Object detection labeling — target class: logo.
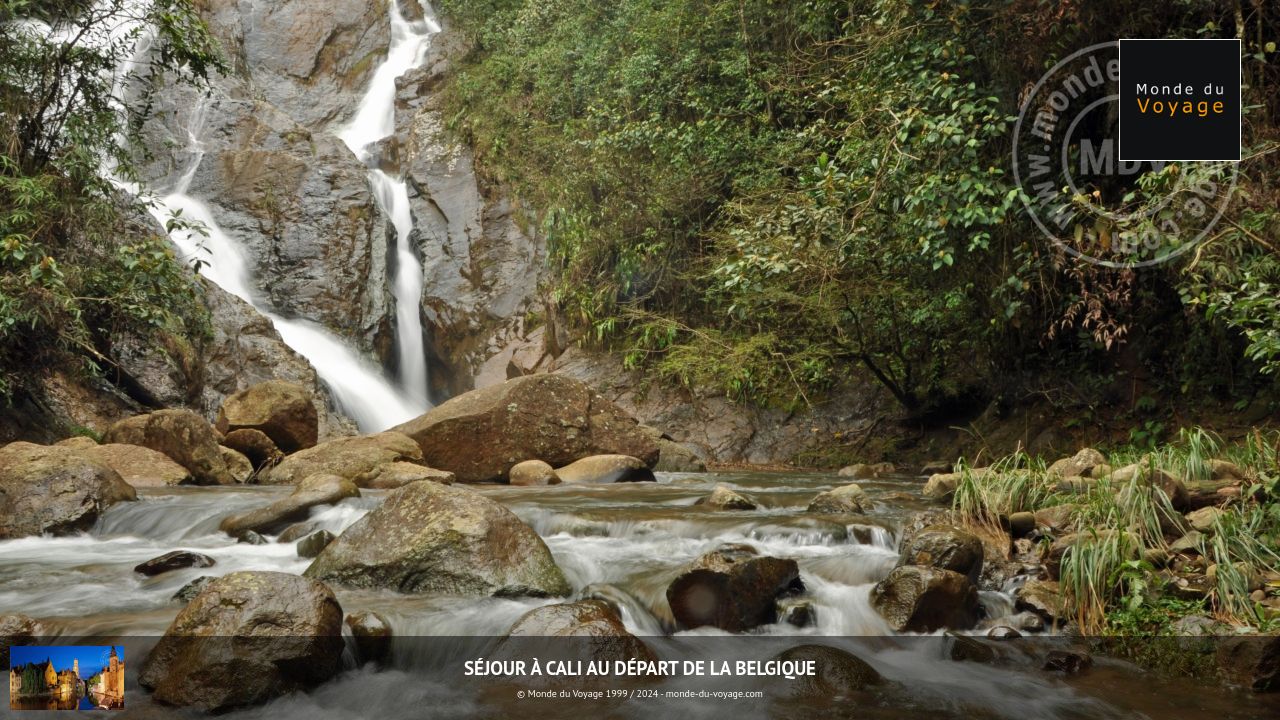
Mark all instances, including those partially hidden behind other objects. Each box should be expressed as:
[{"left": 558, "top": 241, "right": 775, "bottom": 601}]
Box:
[{"left": 1012, "top": 42, "right": 1238, "bottom": 268}]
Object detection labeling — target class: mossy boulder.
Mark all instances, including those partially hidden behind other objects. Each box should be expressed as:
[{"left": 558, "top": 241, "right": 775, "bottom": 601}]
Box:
[{"left": 0, "top": 442, "right": 137, "bottom": 539}]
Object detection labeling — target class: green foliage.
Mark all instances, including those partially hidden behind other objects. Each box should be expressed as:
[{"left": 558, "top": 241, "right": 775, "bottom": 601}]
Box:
[{"left": 0, "top": 0, "right": 224, "bottom": 399}]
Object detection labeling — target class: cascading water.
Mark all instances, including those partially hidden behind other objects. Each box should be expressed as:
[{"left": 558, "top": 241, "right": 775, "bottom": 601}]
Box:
[{"left": 338, "top": 2, "right": 440, "bottom": 409}]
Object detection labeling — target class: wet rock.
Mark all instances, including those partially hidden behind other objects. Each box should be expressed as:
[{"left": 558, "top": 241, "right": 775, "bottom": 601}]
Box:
[
  {"left": 807, "top": 483, "right": 870, "bottom": 514},
  {"left": 1015, "top": 579, "right": 1065, "bottom": 623},
  {"left": 896, "top": 525, "right": 984, "bottom": 585},
  {"left": 838, "top": 462, "right": 893, "bottom": 479},
  {"left": 68, "top": 442, "right": 193, "bottom": 487},
  {"left": 220, "top": 474, "right": 360, "bottom": 538},
  {"left": 697, "top": 484, "right": 758, "bottom": 511},
  {"left": 774, "top": 644, "right": 882, "bottom": 699},
  {"left": 1217, "top": 636, "right": 1280, "bottom": 691},
  {"left": 239, "top": 531, "right": 268, "bottom": 545},
  {"left": 304, "top": 480, "right": 570, "bottom": 597},
  {"left": 1047, "top": 448, "right": 1106, "bottom": 478},
  {"left": 556, "top": 454, "right": 656, "bottom": 484},
  {"left": 264, "top": 431, "right": 425, "bottom": 485},
  {"left": 1013, "top": 612, "right": 1045, "bottom": 632},
  {"left": 0, "top": 442, "right": 137, "bottom": 539},
  {"left": 221, "top": 446, "right": 254, "bottom": 484},
  {"left": 666, "top": 545, "right": 803, "bottom": 632},
  {"left": 362, "top": 461, "right": 456, "bottom": 489},
  {"left": 949, "top": 633, "right": 997, "bottom": 663},
  {"left": 1043, "top": 648, "right": 1093, "bottom": 674},
  {"left": 501, "top": 600, "right": 657, "bottom": 663},
  {"left": 346, "top": 610, "right": 392, "bottom": 665},
  {"left": 987, "top": 626, "right": 1021, "bottom": 640},
  {"left": 216, "top": 381, "right": 318, "bottom": 453},
  {"left": 297, "top": 530, "right": 336, "bottom": 559},
  {"left": 391, "top": 375, "right": 659, "bottom": 483},
  {"left": 172, "top": 576, "right": 215, "bottom": 603},
  {"left": 136, "top": 551, "right": 217, "bottom": 577},
  {"left": 277, "top": 523, "right": 317, "bottom": 543},
  {"left": 1187, "top": 506, "right": 1226, "bottom": 533},
  {"left": 0, "top": 614, "right": 46, "bottom": 668},
  {"left": 102, "top": 410, "right": 233, "bottom": 485},
  {"left": 508, "top": 459, "right": 560, "bottom": 486},
  {"left": 869, "top": 566, "right": 980, "bottom": 633},
  {"left": 139, "top": 571, "right": 344, "bottom": 711},
  {"left": 221, "top": 428, "right": 284, "bottom": 470},
  {"left": 778, "top": 598, "right": 816, "bottom": 628}
]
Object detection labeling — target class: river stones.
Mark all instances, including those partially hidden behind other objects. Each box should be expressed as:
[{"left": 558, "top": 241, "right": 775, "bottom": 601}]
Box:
[
  {"left": 102, "top": 409, "right": 234, "bottom": 485},
  {"left": 807, "top": 483, "right": 870, "bottom": 514},
  {"left": 361, "top": 461, "right": 456, "bottom": 489},
  {"left": 216, "top": 380, "right": 318, "bottom": 453},
  {"left": 304, "top": 480, "right": 571, "bottom": 597},
  {"left": 869, "top": 566, "right": 980, "bottom": 633},
  {"left": 139, "top": 571, "right": 344, "bottom": 712},
  {"left": 67, "top": 442, "right": 193, "bottom": 487},
  {"left": 896, "top": 525, "right": 984, "bottom": 585},
  {"left": 221, "top": 428, "right": 283, "bottom": 470},
  {"left": 774, "top": 644, "right": 882, "bottom": 699},
  {"left": 220, "top": 446, "right": 254, "bottom": 483},
  {"left": 499, "top": 600, "right": 656, "bottom": 663},
  {"left": 263, "top": 431, "right": 425, "bottom": 485},
  {"left": 922, "top": 471, "right": 964, "bottom": 501},
  {"left": 508, "top": 459, "right": 560, "bottom": 486},
  {"left": 1015, "top": 579, "right": 1065, "bottom": 623},
  {"left": 837, "top": 462, "right": 894, "bottom": 479},
  {"left": 219, "top": 474, "right": 359, "bottom": 538},
  {"left": 697, "top": 484, "right": 757, "bottom": 510},
  {"left": 666, "top": 544, "right": 803, "bottom": 632},
  {"left": 1047, "top": 448, "right": 1107, "bottom": 478},
  {"left": 0, "top": 442, "right": 137, "bottom": 539},
  {"left": 555, "top": 454, "right": 655, "bottom": 484},
  {"left": 392, "top": 375, "right": 658, "bottom": 483},
  {"left": 297, "top": 529, "right": 336, "bottom": 559},
  {"left": 135, "top": 551, "right": 217, "bottom": 577},
  {"left": 346, "top": 611, "right": 392, "bottom": 665}
]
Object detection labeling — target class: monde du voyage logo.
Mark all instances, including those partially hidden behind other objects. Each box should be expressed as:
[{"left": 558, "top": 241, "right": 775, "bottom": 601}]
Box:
[{"left": 1013, "top": 39, "right": 1241, "bottom": 268}]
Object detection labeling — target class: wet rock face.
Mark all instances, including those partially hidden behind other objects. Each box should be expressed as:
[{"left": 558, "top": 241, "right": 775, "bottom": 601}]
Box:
[
  {"left": 0, "top": 442, "right": 137, "bottom": 539},
  {"left": 775, "top": 644, "right": 882, "bottom": 699},
  {"left": 393, "top": 375, "right": 659, "bottom": 483},
  {"left": 807, "top": 483, "right": 870, "bottom": 514},
  {"left": 139, "top": 571, "right": 345, "bottom": 712},
  {"left": 896, "top": 525, "right": 984, "bottom": 586},
  {"left": 346, "top": 610, "right": 392, "bottom": 665},
  {"left": 264, "top": 431, "right": 425, "bottom": 485},
  {"left": 869, "top": 566, "right": 980, "bottom": 633},
  {"left": 102, "top": 409, "right": 233, "bottom": 485},
  {"left": 303, "top": 480, "right": 571, "bottom": 597},
  {"left": 221, "top": 428, "right": 284, "bottom": 470},
  {"left": 666, "top": 545, "right": 804, "bottom": 632},
  {"left": 216, "top": 380, "right": 318, "bottom": 453},
  {"left": 135, "top": 551, "right": 217, "bottom": 577},
  {"left": 220, "top": 473, "right": 360, "bottom": 538},
  {"left": 697, "top": 484, "right": 758, "bottom": 511}
]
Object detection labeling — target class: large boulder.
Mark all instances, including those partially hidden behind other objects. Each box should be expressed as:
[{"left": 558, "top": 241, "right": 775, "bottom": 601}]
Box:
[
  {"left": 869, "top": 566, "right": 980, "bottom": 633},
  {"left": 555, "top": 454, "right": 655, "bottom": 484},
  {"left": 897, "top": 525, "right": 984, "bottom": 585},
  {"left": 774, "top": 644, "right": 882, "bottom": 699},
  {"left": 360, "top": 461, "right": 455, "bottom": 489},
  {"left": 220, "top": 446, "right": 254, "bottom": 484},
  {"left": 696, "top": 484, "right": 758, "bottom": 511},
  {"left": 807, "top": 483, "right": 870, "bottom": 514},
  {"left": 102, "top": 410, "right": 234, "bottom": 485},
  {"left": 219, "top": 474, "right": 359, "bottom": 538},
  {"left": 70, "top": 442, "right": 193, "bottom": 487},
  {"left": 221, "top": 428, "right": 284, "bottom": 470},
  {"left": 500, "top": 600, "right": 656, "bottom": 663},
  {"left": 0, "top": 442, "right": 137, "bottom": 539},
  {"left": 304, "top": 481, "right": 570, "bottom": 597},
  {"left": 263, "top": 431, "right": 424, "bottom": 485},
  {"left": 216, "top": 380, "right": 318, "bottom": 453},
  {"left": 139, "top": 571, "right": 344, "bottom": 711},
  {"left": 666, "top": 544, "right": 803, "bottom": 632},
  {"left": 391, "top": 375, "right": 658, "bottom": 483}
]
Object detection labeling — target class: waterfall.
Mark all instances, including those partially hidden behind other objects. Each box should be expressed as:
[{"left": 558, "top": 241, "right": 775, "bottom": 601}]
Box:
[{"left": 338, "top": 2, "right": 440, "bottom": 409}]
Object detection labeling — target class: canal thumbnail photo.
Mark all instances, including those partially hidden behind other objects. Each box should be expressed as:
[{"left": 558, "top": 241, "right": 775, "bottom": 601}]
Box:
[{"left": 8, "top": 646, "right": 125, "bottom": 711}]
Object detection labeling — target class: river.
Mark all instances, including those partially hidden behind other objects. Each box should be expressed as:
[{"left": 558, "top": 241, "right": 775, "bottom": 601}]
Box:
[{"left": 2, "top": 471, "right": 1276, "bottom": 719}]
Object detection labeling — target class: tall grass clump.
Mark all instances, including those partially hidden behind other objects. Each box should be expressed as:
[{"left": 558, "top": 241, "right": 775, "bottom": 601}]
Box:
[{"left": 952, "top": 452, "right": 1058, "bottom": 530}]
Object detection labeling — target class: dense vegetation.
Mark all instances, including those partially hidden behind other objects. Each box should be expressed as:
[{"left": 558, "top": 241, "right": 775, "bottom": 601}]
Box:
[
  {"left": 0, "top": 0, "right": 222, "bottom": 401},
  {"left": 438, "top": 0, "right": 1280, "bottom": 428}
]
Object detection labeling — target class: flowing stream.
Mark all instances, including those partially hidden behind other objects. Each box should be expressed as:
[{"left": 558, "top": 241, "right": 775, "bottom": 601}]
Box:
[{"left": 2, "top": 472, "right": 1275, "bottom": 719}]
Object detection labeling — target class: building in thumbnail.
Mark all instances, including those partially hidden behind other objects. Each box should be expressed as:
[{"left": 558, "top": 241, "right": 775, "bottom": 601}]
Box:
[{"left": 95, "top": 646, "right": 124, "bottom": 706}]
